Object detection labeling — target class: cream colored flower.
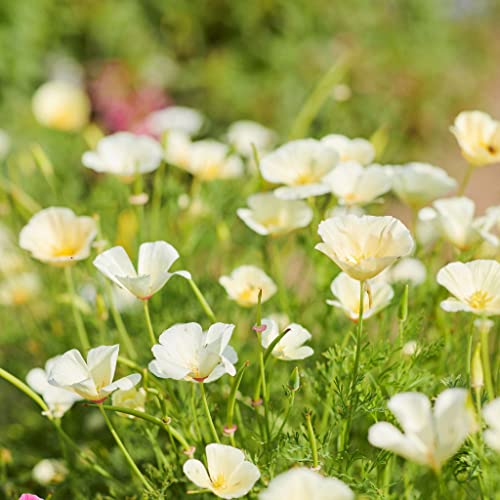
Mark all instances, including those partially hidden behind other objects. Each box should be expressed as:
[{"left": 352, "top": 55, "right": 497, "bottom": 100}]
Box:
[
  {"left": 259, "top": 467, "right": 354, "bottom": 500},
  {"left": 164, "top": 130, "right": 193, "bottom": 168},
  {"left": 321, "top": 134, "right": 375, "bottom": 165},
  {"left": 32, "top": 459, "right": 68, "bottom": 485},
  {"left": 111, "top": 386, "right": 147, "bottom": 417},
  {"left": 0, "top": 273, "right": 41, "bottom": 306},
  {"left": 416, "top": 207, "right": 440, "bottom": 247},
  {"left": 436, "top": 260, "right": 500, "bottom": 316},
  {"left": 183, "top": 444, "right": 260, "bottom": 499},
  {"left": 145, "top": 106, "right": 204, "bottom": 137},
  {"left": 32, "top": 80, "right": 90, "bottom": 131},
  {"left": 323, "top": 162, "right": 391, "bottom": 206},
  {"left": 402, "top": 340, "right": 419, "bottom": 356},
  {"left": 93, "top": 241, "right": 190, "bottom": 300},
  {"left": 385, "top": 257, "right": 427, "bottom": 286},
  {"left": 391, "top": 163, "right": 457, "bottom": 208},
  {"left": 260, "top": 318, "right": 313, "bottom": 360},
  {"left": 82, "top": 132, "right": 163, "bottom": 178},
  {"left": 19, "top": 207, "right": 97, "bottom": 266},
  {"left": 149, "top": 322, "right": 237, "bottom": 383},
  {"left": 190, "top": 140, "right": 244, "bottom": 180},
  {"left": 368, "top": 389, "right": 477, "bottom": 471},
  {"left": 237, "top": 192, "right": 313, "bottom": 235},
  {"left": 316, "top": 215, "right": 414, "bottom": 281},
  {"left": 483, "top": 398, "right": 500, "bottom": 452},
  {"left": 450, "top": 111, "right": 500, "bottom": 166},
  {"left": 48, "top": 344, "right": 141, "bottom": 402},
  {"left": 227, "top": 120, "right": 277, "bottom": 158},
  {"left": 327, "top": 272, "right": 394, "bottom": 320},
  {"left": 219, "top": 265, "right": 277, "bottom": 307},
  {"left": 260, "top": 139, "right": 338, "bottom": 199}
]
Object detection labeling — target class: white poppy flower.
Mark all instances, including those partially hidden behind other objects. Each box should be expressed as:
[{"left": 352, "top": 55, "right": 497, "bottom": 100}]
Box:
[
  {"left": 19, "top": 207, "right": 97, "bottom": 266},
  {"left": 385, "top": 257, "right": 427, "bottom": 286},
  {"left": 321, "top": 134, "right": 375, "bottom": 165},
  {"left": 183, "top": 443, "right": 260, "bottom": 499},
  {"left": 391, "top": 163, "right": 457, "bottom": 208},
  {"left": 260, "top": 318, "right": 313, "bottom": 360},
  {"left": 32, "top": 80, "right": 90, "bottom": 131},
  {"left": 82, "top": 132, "right": 163, "bottom": 178},
  {"left": 219, "top": 265, "right": 277, "bottom": 307},
  {"left": 111, "top": 386, "right": 147, "bottom": 416},
  {"left": 149, "top": 322, "right": 237, "bottom": 383},
  {"left": 327, "top": 272, "right": 394, "bottom": 321},
  {"left": 474, "top": 205, "right": 500, "bottom": 259},
  {"left": 48, "top": 344, "right": 141, "bottom": 402},
  {"left": 32, "top": 459, "right": 68, "bottom": 485},
  {"left": 259, "top": 467, "right": 354, "bottom": 500},
  {"left": 416, "top": 207, "right": 441, "bottom": 247},
  {"left": 237, "top": 192, "right": 313, "bottom": 235},
  {"left": 164, "top": 130, "right": 193, "bottom": 169},
  {"left": 323, "top": 162, "right": 391, "bottom": 206},
  {"left": 145, "top": 106, "right": 204, "bottom": 137},
  {"left": 402, "top": 340, "right": 419, "bottom": 356},
  {"left": 0, "top": 272, "right": 41, "bottom": 306},
  {"left": 316, "top": 214, "right": 414, "bottom": 281},
  {"left": 483, "top": 398, "right": 500, "bottom": 452},
  {"left": 26, "top": 356, "right": 82, "bottom": 418},
  {"left": 227, "top": 120, "right": 277, "bottom": 158},
  {"left": 260, "top": 139, "right": 338, "bottom": 199},
  {"left": 436, "top": 260, "right": 500, "bottom": 316},
  {"left": 93, "top": 241, "right": 190, "bottom": 300},
  {"left": 368, "top": 389, "right": 477, "bottom": 471},
  {"left": 450, "top": 111, "right": 500, "bottom": 166}
]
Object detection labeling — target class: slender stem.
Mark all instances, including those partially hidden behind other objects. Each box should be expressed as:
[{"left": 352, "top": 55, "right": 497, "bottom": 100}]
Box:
[
  {"left": 466, "top": 328, "right": 474, "bottom": 385},
  {"left": 191, "top": 383, "right": 202, "bottom": 442},
  {"left": 350, "top": 280, "right": 366, "bottom": 395},
  {"left": 98, "top": 404, "right": 154, "bottom": 492},
  {"left": 107, "top": 283, "right": 137, "bottom": 359},
  {"left": 257, "top": 342, "right": 271, "bottom": 442},
  {"left": 188, "top": 279, "right": 216, "bottom": 323},
  {"left": 143, "top": 300, "right": 157, "bottom": 346},
  {"left": 458, "top": 163, "right": 474, "bottom": 195},
  {"left": 64, "top": 266, "right": 90, "bottom": 351},
  {"left": 0, "top": 366, "right": 48, "bottom": 412},
  {"left": 151, "top": 162, "right": 166, "bottom": 239},
  {"left": 480, "top": 329, "right": 495, "bottom": 401},
  {"left": 274, "top": 392, "right": 295, "bottom": 441},
  {"left": 305, "top": 412, "right": 319, "bottom": 468},
  {"left": 199, "top": 383, "right": 220, "bottom": 443},
  {"left": 226, "top": 361, "right": 249, "bottom": 430}
]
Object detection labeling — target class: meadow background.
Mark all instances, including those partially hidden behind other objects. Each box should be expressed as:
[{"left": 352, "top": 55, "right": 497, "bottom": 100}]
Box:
[{"left": 1, "top": 0, "right": 500, "bottom": 498}]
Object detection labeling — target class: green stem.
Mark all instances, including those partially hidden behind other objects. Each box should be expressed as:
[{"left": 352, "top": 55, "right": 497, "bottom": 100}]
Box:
[
  {"left": 480, "top": 329, "right": 495, "bottom": 401},
  {"left": 226, "top": 362, "right": 249, "bottom": 430},
  {"left": 0, "top": 367, "right": 48, "bottom": 412},
  {"left": 188, "top": 279, "right": 216, "bottom": 323},
  {"left": 191, "top": 383, "right": 202, "bottom": 442},
  {"left": 107, "top": 283, "right": 137, "bottom": 359},
  {"left": 305, "top": 412, "right": 319, "bottom": 468},
  {"left": 200, "top": 383, "right": 220, "bottom": 443},
  {"left": 143, "top": 300, "right": 157, "bottom": 346},
  {"left": 64, "top": 266, "right": 90, "bottom": 351},
  {"left": 257, "top": 337, "right": 271, "bottom": 442},
  {"left": 151, "top": 162, "right": 166, "bottom": 239},
  {"left": 98, "top": 404, "right": 154, "bottom": 492},
  {"left": 274, "top": 391, "right": 295, "bottom": 441},
  {"left": 458, "top": 163, "right": 474, "bottom": 195}
]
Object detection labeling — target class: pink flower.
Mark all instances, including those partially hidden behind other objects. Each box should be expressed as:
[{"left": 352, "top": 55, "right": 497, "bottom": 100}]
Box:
[{"left": 19, "top": 494, "right": 44, "bottom": 500}]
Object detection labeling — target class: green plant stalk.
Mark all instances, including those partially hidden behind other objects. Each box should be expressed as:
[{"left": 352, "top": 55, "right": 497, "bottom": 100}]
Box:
[
  {"left": 191, "top": 384, "right": 202, "bottom": 442},
  {"left": 458, "top": 163, "right": 475, "bottom": 195},
  {"left": 0, "top": 366, "right": 48, "bottom": 412},
  {"left": 188, "top": 279, "right": 216, "bottom": 322},
  {"left": 226, "top": 361, "right": 249, "bottom": 431},
  {"left": 480, "top": 329, "right": 495, "bottom": 401},
  {"left": 274, "top": 391, "right": 295, "bottom": 442},
  {"left": 151, "top": 162, "right": 166, "bottom": 239},
  {"left": 64, "top": 266, "right": 91, "bottom": 351},
  {"left": 98, "top": 404, "right": 154, "bottom": 492},
  {"left": 107, "top": 282, "right": 137, "bottom": 359},
  {"left": 199, "top": 383, "right": 220, "bottom": 443},
  {"left": 305, "top": 412, "right": 319, "bottom": 468},
  {"left": 143, "top": 300, "right": 157, "bottom": 346}
]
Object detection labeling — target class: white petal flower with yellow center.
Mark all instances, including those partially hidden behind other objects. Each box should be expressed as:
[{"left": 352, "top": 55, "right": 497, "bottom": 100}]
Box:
[
  {"left": 32, "top": 459, "right": 68, "bottom": 485},
  {"left": 93, "top": 241, "right": 190, "bottom": 300},
  {"left": 436, "top": 260, "right": 500, "bottom": 316},
  {"left": 323, "top": 162, "right": 391, "bottom": 206},
  {"left": 391, "top": 163, "right": 457, "bottom": 209},
  {"left": 183, "top": 443, "right": 260, "bottom": 499},
  {"left": 483, "top": 398, "right": 500, "bottom": 452},
  {"left": 164, "top": 130, "right": 193, "bottom": 169},
  {"left": 368, "top": 389, "right": 477, "bottom": 472},
  {"left": 111, "top": 386, "right": 147, "bottom": 417},
  {"left": 48, "top": 345, "right": 141, "bottom": 403},
  {"left": 149, "top": 322, "right": 237, "bottom": 383},
  {"left": 26, "top": 356, "right": 82, "bottom": 418},
  {"left": 321, "top": 134, "right": 375, "bottom": 165},
  {"left": 327, "top": 272, "right": 394, "bottom": 321},
  {"left": 32, "top": 80, "right": 90, "bottom": 131},
  {"left": 0, "top": 272, "right": 41, "bottom": 306},
  {"left": 450, "top": 110, "right": 500, "bottom": 166},
  {"left": 145, "top": 106, "right": 204, "bottom": 137},
  {"left": 82, "top": 132, "right": 163, "bottom": 179},
  {"left": 260, "top": 139, "right": 338, "bottom": 199},
  {"left": 237, "top": 192, "right": 313, "bottom": 235},
  {"left": 227, "top": 120, "right": 277, "bottom": 159},
  {"left": 260, "top": 318, "right": 313, "bottom": 360},
  {"left": 19, "top": 207, "right": 97, "bottom": 266},
  {"left": 384, "top": 257, "right": 427, "bottom": 286},
  {"left": 316, "top": 214, "right": 414, "bottom": 281},
  {"left": 259, "top": 467, "right": 354, "bottom": 500},
  {"left": 219, "top": 266, "right": 277, "bottom": 307}
]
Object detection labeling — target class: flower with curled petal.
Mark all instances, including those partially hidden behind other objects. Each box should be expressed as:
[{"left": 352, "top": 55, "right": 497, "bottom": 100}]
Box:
[
  {"left": 260, "top": 318, "right": 313, "bottom": 360},
  {"left": 321, "top": 134, "right": 375, "bottom": 165},
  {"left": 483, "top": 398, "right": 500, "bottom": 452}
]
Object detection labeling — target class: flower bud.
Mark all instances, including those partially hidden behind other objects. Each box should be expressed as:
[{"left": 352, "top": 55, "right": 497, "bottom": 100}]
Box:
[
  {"left": 471, "top": 343, "right": 484, "bottom": 389},
  {"left": 288, "top": 367, "right": 301, "bottom": 393}
]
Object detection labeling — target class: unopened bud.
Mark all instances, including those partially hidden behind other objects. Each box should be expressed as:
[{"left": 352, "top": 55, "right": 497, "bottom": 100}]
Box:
[
  {"left": 398, "top": 284, "right": 409, "bottom": 322},
  {"left": 471, "top": 343, "right": 484, "bottom": 389},
  {"left": 288, "top": 367, "right": 300, "bottom": 392}
]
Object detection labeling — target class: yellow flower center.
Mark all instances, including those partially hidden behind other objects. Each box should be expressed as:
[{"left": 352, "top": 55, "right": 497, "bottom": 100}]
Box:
[
  {"left": 212, "top": 474, "right": 226, "bottom": 489},
  {"left": 238, "top": 286, "right": 259, "bottom": 304},
  {"left": 200, "top": 163, "right": 221, "bottom": 180},
  {"left": 12, "top": 289, "right": 30, "bottom": 305},
  {"left": 52, "top": 245, "right": 78, "bottom": 257},
  {"left": 467, "top": 290, "right": 492, "bottom": 310},
  {"left": 294, "top": 171, "right": 317, "bottom": 185}
]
